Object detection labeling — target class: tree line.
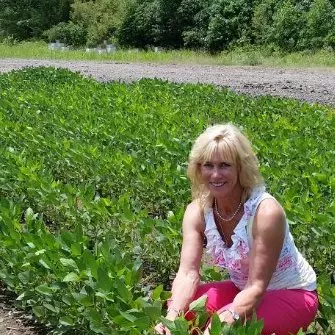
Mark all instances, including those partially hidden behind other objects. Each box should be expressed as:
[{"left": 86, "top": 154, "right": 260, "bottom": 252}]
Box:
[{"left": 1, "top": 0, "right": 335, "bottom": 52}]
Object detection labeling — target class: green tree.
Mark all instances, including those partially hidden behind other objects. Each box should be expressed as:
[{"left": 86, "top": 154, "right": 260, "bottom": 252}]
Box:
[
  {"left": 0, "top": 0, "right": 71, "bottom": 40},
  {"left": 71, "top": 0, "right": 128, "bottom": 46},
  {"left": 205, "top": 0, "right": 254, "bottom": 52},
  {"left": 268, "top": 0, "right": 305, "bottom": 51},
  {"left": 42, "top": 21, "right": 87, "bottom": 46},
  {"left": 118, "top": 0, "right": 185, "bottom": 48},
  {"left": 118, "top": 0, "right": 160, "bottom": 48},
  {"left": 118, "top": 0, "right": 254, "bottom": 51},
  {"left": 252, "top": 0, "right": 280, "bottom": 45},
  {"left": 301, "top": 0, "right": 335, "bottom": 49},
  {"left": 180, "top": 0, "right": 212, "bottom": 49}
]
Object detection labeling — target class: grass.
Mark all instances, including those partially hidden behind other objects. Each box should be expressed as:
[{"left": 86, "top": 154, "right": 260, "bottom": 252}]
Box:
[{"left": 1, "top": 41, "right": 335, "bottom": 67}]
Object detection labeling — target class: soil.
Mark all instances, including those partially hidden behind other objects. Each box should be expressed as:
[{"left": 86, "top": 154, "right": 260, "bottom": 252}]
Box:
[
  {"left": 0, "top": 58, "right": 334, "bottom": 334},
  {"left": 0, "top": 283, "right": 47, "bottom": 335}
]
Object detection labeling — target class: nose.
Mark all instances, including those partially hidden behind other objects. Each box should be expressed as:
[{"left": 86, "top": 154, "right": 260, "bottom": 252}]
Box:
[{"left": 212, "top": 166, "right": 221, "bottom": 178}]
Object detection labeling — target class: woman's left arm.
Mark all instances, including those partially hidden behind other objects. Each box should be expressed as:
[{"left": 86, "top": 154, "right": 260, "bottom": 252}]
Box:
[{"left": 220, "top": 198, "right": 286, "bottom": 323}]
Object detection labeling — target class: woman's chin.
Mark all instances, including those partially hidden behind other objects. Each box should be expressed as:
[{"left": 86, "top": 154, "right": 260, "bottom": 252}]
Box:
[{"left": 209, "top": 187, "right": 228, "bottom": 198}]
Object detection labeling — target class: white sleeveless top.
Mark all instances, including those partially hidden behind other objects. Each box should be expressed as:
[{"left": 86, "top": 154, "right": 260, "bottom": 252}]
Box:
[{"left": 204, "top": 186, "right": 316, "bottom": 291}]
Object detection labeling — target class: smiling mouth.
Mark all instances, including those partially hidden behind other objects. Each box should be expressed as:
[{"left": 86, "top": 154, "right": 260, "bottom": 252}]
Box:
[{"left": 210, "top": 182, "right": 226, "bottom": 187}]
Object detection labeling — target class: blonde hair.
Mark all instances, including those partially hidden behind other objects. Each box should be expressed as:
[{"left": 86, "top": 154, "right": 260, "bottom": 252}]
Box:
[{"left": 187, "top": 124, "right": 264, "bottom": 209}]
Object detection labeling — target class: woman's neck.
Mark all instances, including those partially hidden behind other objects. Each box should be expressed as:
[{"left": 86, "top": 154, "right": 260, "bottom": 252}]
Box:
[{"left": 215, "top": 187, "right": 243, "bottom": 215}]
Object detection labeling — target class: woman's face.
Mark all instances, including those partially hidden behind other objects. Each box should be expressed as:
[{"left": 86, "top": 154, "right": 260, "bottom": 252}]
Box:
[{"left": 199, "top": 150, "right": 241, "bottom": 199}]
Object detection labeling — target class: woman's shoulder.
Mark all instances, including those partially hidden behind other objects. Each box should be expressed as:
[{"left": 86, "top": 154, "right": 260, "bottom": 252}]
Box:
[
  {"left": 183, "top": 200, "right": 205, "bottom": 232},
  {"left": 186, "top": 199, "right": 202, "bottom": 211},
  {"left": 256, "top": 197, "right": 285, "bottom": 219},
  {"left": 253, "top": 196, "right": 286, "bottom": 237},
  {"left": 246, "top": 187, "right": 283, "bottom": 214}
]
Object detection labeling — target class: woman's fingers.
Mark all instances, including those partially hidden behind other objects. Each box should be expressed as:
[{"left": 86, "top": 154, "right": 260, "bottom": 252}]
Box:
[
  {"left": 154, "top": 323, "right": 166, "bottom": 334},
  {"left": 154, "top": 322, "right": 173, "bottom": 335}
]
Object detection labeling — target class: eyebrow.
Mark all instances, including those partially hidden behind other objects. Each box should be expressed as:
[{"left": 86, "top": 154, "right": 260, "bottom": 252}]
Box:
[{"left": 203, "top": 160, "right": 231, "bottom": 164}]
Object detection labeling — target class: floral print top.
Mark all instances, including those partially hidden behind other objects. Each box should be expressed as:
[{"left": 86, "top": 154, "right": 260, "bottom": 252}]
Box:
[{"left": 204, "top": 186, "right": 316, "bottom": 291}]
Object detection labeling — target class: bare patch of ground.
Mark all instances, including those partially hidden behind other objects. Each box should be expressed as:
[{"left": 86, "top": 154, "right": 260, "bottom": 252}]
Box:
[{"left": 0, "top": 283, "right": 47, "bottom": 335}]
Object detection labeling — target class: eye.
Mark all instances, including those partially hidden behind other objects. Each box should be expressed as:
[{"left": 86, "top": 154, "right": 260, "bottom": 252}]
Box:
[
  {"left": 203, "top": 162, "right": 213, "bottom": 168},
  {"left": 219, "top": 162, "right": 231, "bottom": 168}
]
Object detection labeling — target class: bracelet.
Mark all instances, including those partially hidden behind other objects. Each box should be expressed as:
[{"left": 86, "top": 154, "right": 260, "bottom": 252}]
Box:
[{"left": 227, "top": 308, "right": 240, "bottom": 321}]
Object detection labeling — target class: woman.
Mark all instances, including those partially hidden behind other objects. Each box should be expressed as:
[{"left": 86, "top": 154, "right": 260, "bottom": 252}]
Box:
[{"left": 155, "top": 124, "right": 318, "bottom": 335}]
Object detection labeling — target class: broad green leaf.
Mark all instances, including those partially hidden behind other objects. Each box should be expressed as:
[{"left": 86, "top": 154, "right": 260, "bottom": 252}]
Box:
[
  {"left": 97, "top": 264, "right": 112, "bottom": 291},
  {"left": 60, "top": 258, "right": 79, "bottom": 269},
  {"left": 85, "top": 308, "right": 103, "bottom": 323},
  {"left": 115, "top": 279, "right": 132, "bottom": 302},
  {"left": 174, "top": 318, "right": 189, "bottom": 332},
  {"left": 119, "top": 310, "right": 136, "bottom": 322},
  {"left": 16, "top": 292, "right": 26, "bottom": 301},
  {"left": 189, "top": 295, "right": 207, "bottom": 312},
  {"left": 209, "top": 313, "right": 221, "bottom": 335},
  {"left": 63, "top": 272, "right": 80, "bottom": 282},
  {"left": 35, "top": 284, "right": 55, "bottom": 296},
  {"left": 143, "top": 306, "right": 161, "bottom": 320},
  {"left": 152, "top": 284, "right": 163, "bottom": 300},
  {"left": 18, "top": 271, "right": 31, "bottom": 284},
  {"left": 43, "top": 303, "right": 60, "bottom": 313},
  {"left": 82, "top": 249, "right": 98, "bottom": 278},
  {"left": 59, "top": 316, "right": 75, "bottom": 326},
  {"left": 32, "top": 306, "right": 45, "bottom": 318},
  {"left": 38, "top": 258, "right": 51, "bottom": 269},
  {"left": 133, "top": 316, "right": 151, "bottom": 329},
  {"left": 72, "top": 292, "right": 94, "bottom": 307}
]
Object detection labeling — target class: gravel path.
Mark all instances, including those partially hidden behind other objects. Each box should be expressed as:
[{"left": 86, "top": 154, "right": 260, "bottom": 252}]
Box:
[
  {"left": 0, "top": 58, "right": 335, "bottom": 107},
  {"left": 0, "top": 57, "right": 334, "bottom": 334}
]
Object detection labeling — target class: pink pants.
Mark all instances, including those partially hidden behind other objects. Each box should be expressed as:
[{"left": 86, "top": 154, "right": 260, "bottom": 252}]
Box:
[{"left": 177, "top": 281, "right": 318, "bottom": 335}]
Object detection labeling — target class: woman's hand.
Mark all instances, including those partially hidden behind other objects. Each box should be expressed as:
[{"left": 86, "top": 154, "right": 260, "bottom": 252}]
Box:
[
  {"left": 154, "top": 308, "right": 179, "bottom": 335},
  {"left": 154, "top": 322, "right": 171, "bottom": 335}
]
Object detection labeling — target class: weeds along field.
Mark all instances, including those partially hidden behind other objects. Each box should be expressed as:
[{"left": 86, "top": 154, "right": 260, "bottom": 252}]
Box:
[{"left": 0, "top": 67, "right": 334, "bottom": 334}]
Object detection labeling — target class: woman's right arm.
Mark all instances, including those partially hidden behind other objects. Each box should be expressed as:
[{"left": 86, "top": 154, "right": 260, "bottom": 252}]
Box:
[{"left": 165, "top": 200, "right": 204, "bottom": 320}]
